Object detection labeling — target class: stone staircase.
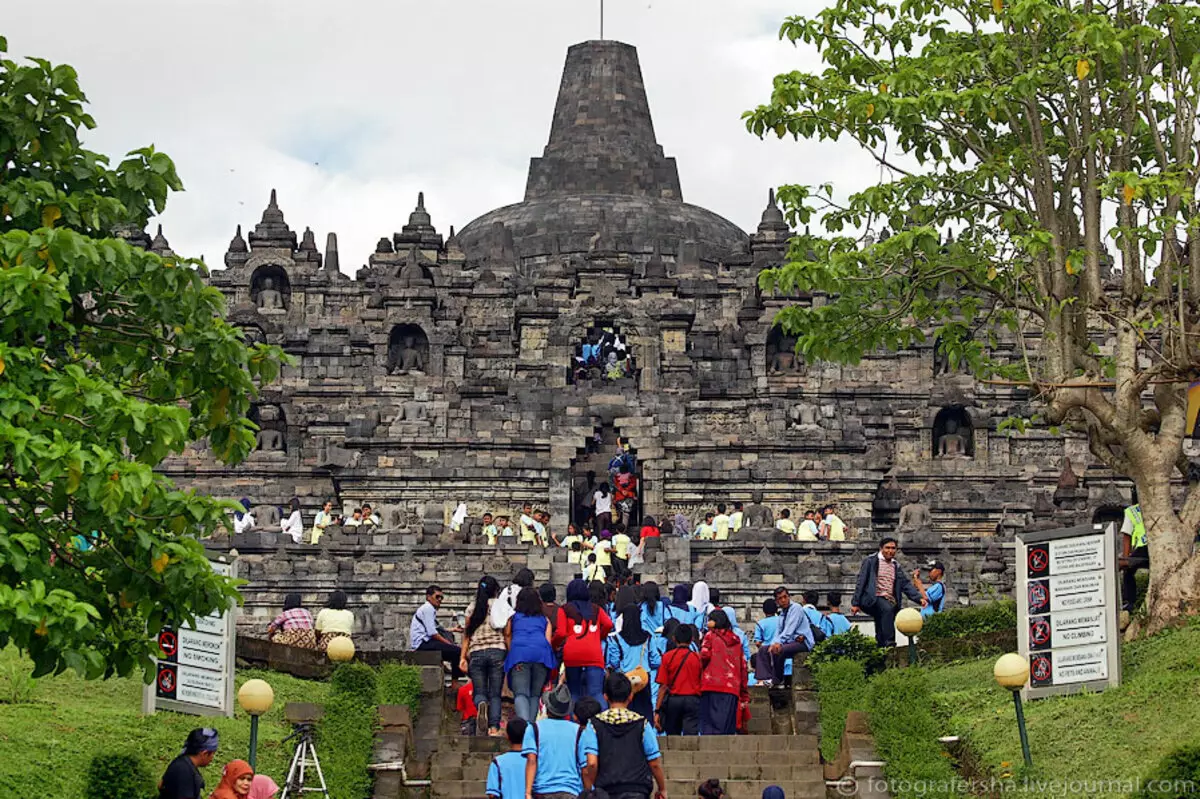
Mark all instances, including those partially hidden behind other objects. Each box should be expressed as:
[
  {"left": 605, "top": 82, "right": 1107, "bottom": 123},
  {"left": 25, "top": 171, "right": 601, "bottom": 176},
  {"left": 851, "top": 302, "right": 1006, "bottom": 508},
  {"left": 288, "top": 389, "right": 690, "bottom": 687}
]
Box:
[{"left": 428, "top": 684, "right": 826, "bottom": 799}]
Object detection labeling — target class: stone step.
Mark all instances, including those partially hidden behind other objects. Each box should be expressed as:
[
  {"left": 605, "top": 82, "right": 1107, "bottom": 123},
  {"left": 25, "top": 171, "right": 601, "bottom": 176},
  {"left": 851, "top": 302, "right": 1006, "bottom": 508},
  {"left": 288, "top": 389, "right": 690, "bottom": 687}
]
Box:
[
  {"left": 433, "top": 753, "right": 822, "bottom": 782},
  {"left": 432, "top": 778, "right": 826, "bottom": 799}
]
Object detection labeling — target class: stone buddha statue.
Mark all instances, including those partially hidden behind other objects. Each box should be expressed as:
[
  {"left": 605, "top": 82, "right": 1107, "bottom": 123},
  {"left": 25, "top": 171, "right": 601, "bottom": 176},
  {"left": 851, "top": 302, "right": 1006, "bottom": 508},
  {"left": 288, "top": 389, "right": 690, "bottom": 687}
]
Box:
[
  {"left": 897, "top": 490, "right": 938, "bottom": 546},
  {"left": 398, "top": 246, "right": 433, "bottom": 288},
  {"left": 256, "top": 277, "right": 284, "bottom": 310},
  {"left": 254, "top": 405, "right": 285, "bottom": 452},
  {"left": 743, "top": 492, "right": 774, "bottom": 528},
  {"left": 936, "top": 418, "right": 970, "bottom": 458},
  {"left": 388, "top": 336, "right": 425, "bottom": 375},
  {"left": 770, "top": 334, "right": 799, "bottom": 374}
]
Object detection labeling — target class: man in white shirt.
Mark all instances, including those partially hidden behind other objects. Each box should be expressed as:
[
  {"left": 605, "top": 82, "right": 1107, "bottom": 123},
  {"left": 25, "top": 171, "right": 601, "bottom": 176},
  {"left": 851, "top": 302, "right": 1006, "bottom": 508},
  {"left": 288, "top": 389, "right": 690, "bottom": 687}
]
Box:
[
  {"left": 775, "top": 509, "right": 797, "bottom": 537},
  {"left": 821, "top": 505, "right": 847, "bottom": 542},
  {"left": 519, "top": 502, "right": 538, "bottom": 543},
  {"left": 361, "top": 503, "right": 381, "bottom": 527},
  {"left": 729, "top": 502, "right": 744, "bottom": 534},
  {"left": 797, "top": 510, "right": 820, "bottom": 542},
  {"left": 695, "top": 512, "right": 717, "bottom": 541},
  {"left": 713, "top": 504, "right": 732, "bottom": 541}
]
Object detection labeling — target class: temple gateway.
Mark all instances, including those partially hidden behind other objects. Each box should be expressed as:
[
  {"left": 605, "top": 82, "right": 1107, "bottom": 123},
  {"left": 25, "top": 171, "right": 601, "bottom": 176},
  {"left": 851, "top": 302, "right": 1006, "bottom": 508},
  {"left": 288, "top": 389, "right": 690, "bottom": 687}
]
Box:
[{"left": 158, "top": 40, "right": 1127, "bottom": 647}]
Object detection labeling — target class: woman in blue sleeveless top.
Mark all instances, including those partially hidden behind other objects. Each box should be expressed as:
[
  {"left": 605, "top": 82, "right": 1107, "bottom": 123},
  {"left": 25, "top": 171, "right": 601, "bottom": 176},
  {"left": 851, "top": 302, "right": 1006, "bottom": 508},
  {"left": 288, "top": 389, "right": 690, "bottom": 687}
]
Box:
[{"left": 504, "top": 587, "right": 557, "bottom": 723}]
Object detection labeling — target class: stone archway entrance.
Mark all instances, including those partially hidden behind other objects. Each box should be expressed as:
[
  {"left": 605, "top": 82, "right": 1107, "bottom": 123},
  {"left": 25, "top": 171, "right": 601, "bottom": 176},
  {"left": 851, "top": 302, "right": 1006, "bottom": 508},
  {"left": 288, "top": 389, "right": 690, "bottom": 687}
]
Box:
[{"left": 569, "top": 426, "right": 645, "bottom": 533}]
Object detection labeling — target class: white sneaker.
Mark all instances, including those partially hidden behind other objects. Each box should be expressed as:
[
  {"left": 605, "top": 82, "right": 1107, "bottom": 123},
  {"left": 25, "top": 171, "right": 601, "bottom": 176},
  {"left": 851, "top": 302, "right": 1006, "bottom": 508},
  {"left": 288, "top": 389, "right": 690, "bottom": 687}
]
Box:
[{"left": 759, "top": 680, "right": 773, "bottom": 689}]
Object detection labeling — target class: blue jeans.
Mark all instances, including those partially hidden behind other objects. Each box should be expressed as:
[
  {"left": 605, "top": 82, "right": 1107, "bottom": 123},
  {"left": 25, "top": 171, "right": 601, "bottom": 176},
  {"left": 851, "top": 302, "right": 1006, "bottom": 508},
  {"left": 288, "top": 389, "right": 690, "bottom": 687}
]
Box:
[
  {"left": 508, "top": 662, "right": 549, "bottom": 723},
  {"left": 469, "top": 648, "right": 505, "bottom": 730},
  {"left": 565, "top": 665, "right": 606, "bottom": 710}
]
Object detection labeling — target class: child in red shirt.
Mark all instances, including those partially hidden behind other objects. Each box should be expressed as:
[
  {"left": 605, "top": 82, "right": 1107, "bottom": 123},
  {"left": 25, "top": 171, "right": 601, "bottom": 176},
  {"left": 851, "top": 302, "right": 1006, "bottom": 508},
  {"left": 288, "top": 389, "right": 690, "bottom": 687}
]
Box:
[
  {"left": 655, "top": 624, "right": 702, "bottom": 734},
  {"left": 456, "top": 680, "right": 477, "bottom": 735}
]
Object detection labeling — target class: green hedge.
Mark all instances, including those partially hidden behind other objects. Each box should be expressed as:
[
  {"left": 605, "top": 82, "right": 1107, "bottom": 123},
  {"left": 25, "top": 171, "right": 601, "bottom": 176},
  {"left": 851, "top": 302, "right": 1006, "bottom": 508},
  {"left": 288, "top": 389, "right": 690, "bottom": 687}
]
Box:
[
  {"left": 320, "top": 662, "right": 379, "bottom": 799},
  {"left": 867, "top": 669, "right": 958, "bottom": 799},
  {"left": 813, "top": 659, "right": 867, "bottom": 761},
  {"left": 1136, "top": 744, "right": 1200, "bottom": 799},
  {"left": 378, "top": 662, "right": 423, "bottom": 717},
  {"left": 85, "top": 752, "right": 155, "bottom": 799},
  {"left": 808, "top": 627, "right": 886, "bottom": 674},
  {"left": 921, "top": 600, "right": 1016, "bottom": 641}
]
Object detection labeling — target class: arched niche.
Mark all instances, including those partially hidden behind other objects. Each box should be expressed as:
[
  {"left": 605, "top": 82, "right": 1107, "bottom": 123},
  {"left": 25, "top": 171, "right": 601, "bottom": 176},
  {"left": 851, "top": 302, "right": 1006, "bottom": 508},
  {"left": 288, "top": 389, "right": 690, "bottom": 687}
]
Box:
[
  {"left": 387, "top": 323, "right": 430, "bottom": 375},
  {"left": 932, "top": 406, "right": 974, "bottom": 458},
  {"left": 240, "top": 324, "right": 266, "bottom": 346},
  {"left": 251, "top": 403, "right": 287, "bottom": 453},
  {"left": 250, "top": 264, "right": 291, "bottom": 311},
  {"left": 766, "top": 325, "right": 800, "bottom": 375},
  {"left": 569, "top": 323, "right": 636, "bottom": 384}
]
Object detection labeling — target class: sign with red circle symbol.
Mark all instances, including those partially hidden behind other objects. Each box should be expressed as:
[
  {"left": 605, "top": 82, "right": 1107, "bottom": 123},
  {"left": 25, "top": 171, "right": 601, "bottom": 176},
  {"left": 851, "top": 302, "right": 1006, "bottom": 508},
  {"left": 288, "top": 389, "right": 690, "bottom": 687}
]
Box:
[
  {"left": 1030, "top": 618, "right": 1052, "bottom": 650},
  {"left": 156, "top": 664, "right": 178, "bottom": 699},
  {"left": 157, "top": 629, "right": 178, "bottom": 660},
  {"left": 1031, "top": 654, "right": 1053, "bottom": 686},
  {"left": 1028, "top": 546, "right": 1050, "bottom": 578},
  {"left": 1027, "top": 580, "right": 1050, "bottom": 614}
]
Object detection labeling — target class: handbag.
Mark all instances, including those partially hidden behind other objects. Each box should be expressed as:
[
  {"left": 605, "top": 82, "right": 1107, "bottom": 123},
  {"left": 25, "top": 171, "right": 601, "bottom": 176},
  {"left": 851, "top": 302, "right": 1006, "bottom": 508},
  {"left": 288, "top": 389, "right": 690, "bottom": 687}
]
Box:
[{"left": 622, "top": 641, "right": 650, "bottom": 695}]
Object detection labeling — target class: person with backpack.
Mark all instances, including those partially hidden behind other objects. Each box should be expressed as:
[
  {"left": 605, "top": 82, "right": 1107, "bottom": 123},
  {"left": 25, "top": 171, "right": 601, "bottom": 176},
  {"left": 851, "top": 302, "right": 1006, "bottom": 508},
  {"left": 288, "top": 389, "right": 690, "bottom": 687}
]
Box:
[
  {"left": 822, "top": 593, "right": 853, "bottom": 636},
  {"left": 753, "top": 586, "right": 815, "bottom": 689},
  {"left": 606, "top": 605, "right": 661, "bottom": 721},
  {"left": 654, "top": 624, "right": 702, "bottom": 735},
  {"left": 522, "top": 684, "right": 586, "bottom": 799},
  {"left": 485, "top": 718, "right": 528, "bottom": 799},
  {"left": 460, "top": 576, "right": 507, "bottom": 736},
  {"left": 581, "top": 672, "right": 668, "bottom": 799},
  {"left": 699, "top": 610, "right": 750, "bottom": 735}
]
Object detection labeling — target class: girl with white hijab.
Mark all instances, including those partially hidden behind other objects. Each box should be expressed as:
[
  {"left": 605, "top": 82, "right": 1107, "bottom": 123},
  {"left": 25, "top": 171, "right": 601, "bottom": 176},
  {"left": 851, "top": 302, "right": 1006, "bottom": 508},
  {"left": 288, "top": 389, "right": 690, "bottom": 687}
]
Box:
[{"left": 689, "top": 581, "right": 714, "bottom": 618}]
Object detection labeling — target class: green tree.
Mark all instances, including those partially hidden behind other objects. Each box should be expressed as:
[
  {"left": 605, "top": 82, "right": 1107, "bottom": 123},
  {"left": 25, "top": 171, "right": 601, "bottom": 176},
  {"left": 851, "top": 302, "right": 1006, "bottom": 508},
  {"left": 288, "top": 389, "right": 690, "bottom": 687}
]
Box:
[
  {"left": 746, "top": 0, "right": 1200, "bottom": 632},
  {"left": 0, "top": 37, "right": 285, "bottom": 677}
]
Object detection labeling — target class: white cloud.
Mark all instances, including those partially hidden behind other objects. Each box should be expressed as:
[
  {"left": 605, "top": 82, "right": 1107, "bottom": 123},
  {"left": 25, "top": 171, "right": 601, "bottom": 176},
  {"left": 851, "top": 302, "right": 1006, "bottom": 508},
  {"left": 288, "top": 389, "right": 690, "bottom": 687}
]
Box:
[{"left": 4, "top": 0, "right": 880, "bottom": 268}]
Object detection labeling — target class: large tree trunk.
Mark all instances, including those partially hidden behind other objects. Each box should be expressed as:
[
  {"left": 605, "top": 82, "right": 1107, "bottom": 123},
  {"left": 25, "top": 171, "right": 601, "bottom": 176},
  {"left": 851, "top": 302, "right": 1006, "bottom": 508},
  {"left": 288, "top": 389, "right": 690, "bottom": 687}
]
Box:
[{"left": 1129, "top": 473, "right": 1200, "bottom": 636}]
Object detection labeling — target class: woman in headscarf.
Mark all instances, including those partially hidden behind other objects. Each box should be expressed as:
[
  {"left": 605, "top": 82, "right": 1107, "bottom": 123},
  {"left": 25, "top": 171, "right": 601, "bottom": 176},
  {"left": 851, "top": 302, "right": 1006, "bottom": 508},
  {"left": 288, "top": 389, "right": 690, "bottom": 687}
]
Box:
[
  {"left": 606, "top": 604, "right": 660, "bottom": 720},
  {"left": 699, "top": 609, "right": 749, "bottom": 735},
  {"left": 209, "top": 760, "right": 254, "bottom": 799},
  {"left": 673, "top": 512, "right": 692, "bottom": 539},
  {"left": 639, "top": 582, "right": 666, "bottom": 635},
  {"left": 247, "top": 775, "right": 279, "bottom": 799},
  {"left": 553, "top": 578, "right": 613, "bottom": 706},
  {"left": 233, "top": 499, "right": 255, "bottom": 535},
  {"left": 721, "top": 606, "right": 751, "bottom": 666},
  {"left": 266, "top": 593, "right": 316, "bottom": 649},
  {"left": 689, "top": 581, "right": 715, "bottom": 618},
  {"left": 664, "top": 584, "right": 698, "bottom": 631}
]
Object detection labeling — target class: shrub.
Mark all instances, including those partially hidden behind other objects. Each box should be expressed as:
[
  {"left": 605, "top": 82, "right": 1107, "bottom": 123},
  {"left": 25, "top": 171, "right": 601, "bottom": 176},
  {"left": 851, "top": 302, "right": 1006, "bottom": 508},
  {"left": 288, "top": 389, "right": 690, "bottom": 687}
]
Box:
[
  {"left": 378, "top": 662, "right": 422, "bottom": 717},
  {"left": 84, "top": 752, "right": 155, "bottom": 799},
  {"left": 808, "top": 627, "right": 886, "bottom": 674},
  {"left": 0, "top": 659, "right": 38, "bottom": 704},
  {"left": 320, "top": 662, "right": 379, "bottom": 799},
  {"left": 1135, "top": 744, "right": 1200, "bottom": 799},
  {"left": 813, "top": 659, "right": 867, "bottom": 761},
  {"left": 867, "top": 669, "right": 958, "bottom": 799},
  {"left": 921, "top": 600, "right": 1016, "bottom": 641}
]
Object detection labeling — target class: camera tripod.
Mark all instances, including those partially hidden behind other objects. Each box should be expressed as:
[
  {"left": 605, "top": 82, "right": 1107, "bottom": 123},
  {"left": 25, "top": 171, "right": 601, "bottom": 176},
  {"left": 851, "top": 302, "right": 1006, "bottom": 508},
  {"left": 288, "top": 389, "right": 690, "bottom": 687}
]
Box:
[{"left": 280, "top": 722, "right": 329, "bottom": 798}]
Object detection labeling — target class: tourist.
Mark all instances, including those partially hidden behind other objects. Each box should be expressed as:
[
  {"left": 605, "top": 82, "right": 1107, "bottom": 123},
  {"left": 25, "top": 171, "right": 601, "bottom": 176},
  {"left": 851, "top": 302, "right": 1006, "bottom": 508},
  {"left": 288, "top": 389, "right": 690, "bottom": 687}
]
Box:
[
  {"left": 608, "top": 441, "right": 634, "bottom": 480},
  {"left": 823, "top": 593, "right": 852, "bottom": 636},
  {"left": 266, "top": 593, "right": 316, "bottom": 649},
  {"left": 209, "top": 760, "right": 253, "bottom": 799},
  {"left": 451, "top": 502, "right": 469, "bottom": 540},
  {"left": 533, "top": 510, "right": 551, "bottom": 547},
  {"left": 314, "top": 590, "right": 354, "bottom": 652},
  {"left": 752, "top": 598, "right": 790, "bottom": 684},
  {"left": 605, "top": 350, "right": 627, "bottom": 380},
  {"left": 233, "top": 499, "right": 255, "bottom": 535},
  {"left": 247, "top": 775, "right": 279, "bottom": 799},
  {"left": 482, "top": 513, "right": 499, "bottom": 545},
  {"left": 522, "top": 683, "right": 584, "bottom": 799},
  {"left": 504, "top": 586, "right": 557, "bottom": 724},
  {"left": 361, "top": 503, "right": 381, "bottom": 526},
  {"left": 410, "top": 585, "right": 464, "bottom": 683},
  {"left": 614, "top": 465, "right": 638, "bottom": 524},
  {"left": 655, "top": 624, "right": 701, "bottom": 735},
  {"left": 606, "top": 605, "right": 660, "bottom": 721},
  {"left": 775, "top": 509, "right": 796, "bottom": 537},
  {"left": 639, "top": 515, "right": 660, "bottom": 541},
  {"left": 801, "top": 590, "right": 824, "bottom": 631},
  {"left": 673, "top": 512, "right": 692, "bottom": 539},
  {"left": 698, "top": 779, "right": 726, "bottom": 799},
  {"left": 689, "top": 581, "right": 715, "bottom": 619},
  {"left": 559, "top": 523, "right": 583, "bottom": 553},
  {"left": 580, "top": 673, "right": 668, "bottom": 799},
  {"left": 582, "top": 552, "right": 607, "bottom": 584},
  {"left": 762, "top": 787, "right": 784, "bottom": 799},
  {"left": 755, "top": 586, "right": 814, "bottom": 688},
  {"left": 486, "top": 717, "right": 528, "bottom": 799},
  {"left": 1120, "top": 503, "right": 1149, "bottom": 612},
  {"left": 713, "top": 504, "right": 732, "bottom": 541},
  {"left": 460, "top": 576, "right": 507, "bottom": 736},
  {"left": 699, "top": 610, "right": 749, "bottom": 735},
  {"left": 493, "top": 568, "right": 535, "bottom": 627},
  {"left": 577, "top": 470, "right": 599, "bottom": 530},
  {"left": 820, "top": 505, "right": 847, "bottom": 542},
  {"left": 730, "top": 502, "right": 744, "bottom": 535},
  {"left": 575, "top": 695, "right": 602, "bottom": 731},
  {"left": 719, "top": 605, "right": 751, "bottom": 666},
  {"left": 665, "top": 584, "right": 697, "bottom": 630},
  {"left": 456, "top": 679, "right": 478, "bottom": 735},
  {"left": 797, "top": 511, "right": 820, "bottom": 542},
  {"left": 279, "top": 498, "right": 303, "bottom": 545},
  {"left": 157, "top": 728, "right": 218, "bottom": 799},
  {"left": 343, "top": 508, "right": 363, "bottom": 528},
  {"left": 554, "top": 578, "right": 613, "bottom": 706},
  {"left": 594, "top": 484, "right": 614, "bottom": 534},
  {"left": 913, "top": 561, "right": 947, "bottom": 618},
  {"left": 851, "top": 538, "right": 927, "bottom": 647},
  {"left": 568, "top": 540, "right": 585, "bottom": 567},
  {"left": 519, "top": 502, "right": 538, "bottom": 543},
  {"left": 311, "top": 500, "right": 335, "bottom": 545},
  {"left": 639, "top": 582, "right": 666, "bottom": 634},
  {"left": 539, "top": 583, "right": 559, "bottom": 620},
  {"left": 695, "top": 512, "right": 717, "bottom": 541},
  {"left": 592, "top": 531, "right": 614, "bottom": 571},
  {"left": 612, "top": 524, "right": 633, "bottom": 578}
]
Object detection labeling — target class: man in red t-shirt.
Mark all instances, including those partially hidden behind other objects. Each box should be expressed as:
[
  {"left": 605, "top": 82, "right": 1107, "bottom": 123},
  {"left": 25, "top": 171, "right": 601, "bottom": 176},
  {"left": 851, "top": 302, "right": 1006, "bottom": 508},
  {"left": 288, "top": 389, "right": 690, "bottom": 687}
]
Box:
[{"left": 654, "top": 625, "right": 702, "bottom": 735}]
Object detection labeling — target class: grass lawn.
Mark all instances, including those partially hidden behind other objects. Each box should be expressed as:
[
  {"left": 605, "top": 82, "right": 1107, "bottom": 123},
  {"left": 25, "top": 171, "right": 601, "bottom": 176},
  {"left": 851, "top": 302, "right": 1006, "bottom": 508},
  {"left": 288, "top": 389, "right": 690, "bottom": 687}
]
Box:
[
  {"left": 927, "top": 618, "right": 1200, "bottom": 795},
  {"left": 0, "top": 646, "right": 329, "bottom": 799}
]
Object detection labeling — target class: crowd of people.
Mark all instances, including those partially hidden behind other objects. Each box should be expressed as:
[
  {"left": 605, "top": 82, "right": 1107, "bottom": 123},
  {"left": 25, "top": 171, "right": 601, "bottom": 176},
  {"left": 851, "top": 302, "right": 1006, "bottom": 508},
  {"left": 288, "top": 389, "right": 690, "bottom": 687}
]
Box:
[
  {"left": 232, "top": 496, "right": 381, "bottom": 545},
  {"left": 572, "top": 328, "right": 637, "bottom": 383},
  {"left": 156, "top": 728, "right": 279, "bottom": 799}
]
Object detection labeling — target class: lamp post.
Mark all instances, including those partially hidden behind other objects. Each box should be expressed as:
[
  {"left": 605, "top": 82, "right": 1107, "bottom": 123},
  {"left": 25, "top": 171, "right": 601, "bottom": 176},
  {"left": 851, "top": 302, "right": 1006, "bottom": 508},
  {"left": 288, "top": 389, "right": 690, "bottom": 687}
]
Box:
[
  {"left": 237, "top": 678, "right": 275, "bottom": 770},
  {"left": 895, "top": 607, "right": 924, "bottom": 666},
  {"left": 326, "top": 636, "right": 356, "bottom": 663},
  {"left": 994, "top": 653, "right": 1033, "bottom": 768}
]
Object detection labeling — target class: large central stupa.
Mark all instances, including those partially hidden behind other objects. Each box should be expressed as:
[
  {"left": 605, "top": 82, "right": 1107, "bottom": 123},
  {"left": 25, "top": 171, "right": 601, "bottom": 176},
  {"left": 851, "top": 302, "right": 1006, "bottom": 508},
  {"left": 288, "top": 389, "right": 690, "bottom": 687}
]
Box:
[{"left": 457, "top": 40, "right": 748, "bottom": 261}]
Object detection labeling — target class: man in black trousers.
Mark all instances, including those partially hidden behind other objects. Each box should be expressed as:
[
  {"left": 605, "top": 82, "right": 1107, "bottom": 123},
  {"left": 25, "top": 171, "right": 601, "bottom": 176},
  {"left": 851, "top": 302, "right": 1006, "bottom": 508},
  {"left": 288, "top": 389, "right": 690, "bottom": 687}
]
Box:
[{"left": 852, "top": 538, "right": 927, "bottom": 647}]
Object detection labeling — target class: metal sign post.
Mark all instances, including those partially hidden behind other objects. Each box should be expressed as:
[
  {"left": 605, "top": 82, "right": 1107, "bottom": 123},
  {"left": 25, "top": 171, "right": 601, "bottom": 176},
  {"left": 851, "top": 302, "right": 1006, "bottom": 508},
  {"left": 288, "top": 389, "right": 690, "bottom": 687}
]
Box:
[
  {"left": 143, "top": 551, "right": 238, "bottom": 717},
  {"left": 1016, "top": 523, "right": 1122, "bottom": 700}
]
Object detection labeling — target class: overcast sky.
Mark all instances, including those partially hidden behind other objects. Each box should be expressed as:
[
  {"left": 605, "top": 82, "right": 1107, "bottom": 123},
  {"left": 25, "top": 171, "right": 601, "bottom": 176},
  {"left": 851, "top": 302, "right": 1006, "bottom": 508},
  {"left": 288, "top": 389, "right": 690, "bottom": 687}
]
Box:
[{"left": 4, "top": 0, "right": 877, "bottom": 272}]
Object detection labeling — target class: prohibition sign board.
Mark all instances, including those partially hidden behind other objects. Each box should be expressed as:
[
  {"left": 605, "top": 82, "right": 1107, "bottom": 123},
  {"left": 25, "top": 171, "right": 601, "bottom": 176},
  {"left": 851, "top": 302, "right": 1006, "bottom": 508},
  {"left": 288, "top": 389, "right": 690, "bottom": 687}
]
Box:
[
  {"left": 1030, "top": 617, "right": 1052, "bottom": 650},
  {"left": 156, "top": 664, "right": 178, "bottom": 699},
  {"left": 157, "top": 629, "right": 178, "bottom": 661}
]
